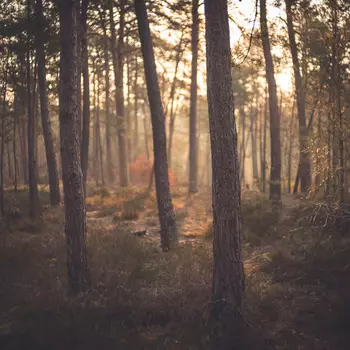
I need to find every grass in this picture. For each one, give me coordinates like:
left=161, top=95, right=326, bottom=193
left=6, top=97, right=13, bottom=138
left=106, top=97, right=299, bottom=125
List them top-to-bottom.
left=1, top=189, right=350, bottom=349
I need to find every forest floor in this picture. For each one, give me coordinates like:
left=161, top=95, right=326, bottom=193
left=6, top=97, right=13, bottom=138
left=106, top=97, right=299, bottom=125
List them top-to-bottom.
left=0, top=185, right=350, bottom=349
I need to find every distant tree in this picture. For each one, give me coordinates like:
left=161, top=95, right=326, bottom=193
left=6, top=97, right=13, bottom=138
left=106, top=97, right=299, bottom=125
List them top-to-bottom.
left=27, top=0, right=40, bottom=218
left=35, top=0, right=60, bottom=206
left=58, top=0, right=90, bottom=293
left=109, top=0, right=129, bottom=187
left=134, top=0, right=178, bottom=251
left=188, top=0, right=199, bottom=194
left=204, top=0, right=245, bottom=348
left=260, top=0, right=282, bottom=203
left=285, top=0, right=311, bottom=193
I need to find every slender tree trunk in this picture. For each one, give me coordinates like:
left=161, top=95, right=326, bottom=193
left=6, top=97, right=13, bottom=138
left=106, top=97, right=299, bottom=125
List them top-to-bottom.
left=27, top=0, right=40, bottom=218
left=35, top=0, right=60, bottom=205
left=59, top=0, right=90, bottom=294
left=81, top=0, right=90, bottom=191
left=109, top=0, right=129, bottom=187
left=135, top=0, right=177, bottom=251
left=189, top=0, right=199, bottom=193
left=260, top=0, right=281, bottom=202
left=285, top=0, right=311, bottom=193
left=204, top=1, right=245, bottom=348
left=101, top=10, right=113, bottom=183
left=166, top=33, right=184, bottom=169
left=126, top=41, right=132, bottom=164
left=134, top=57, right=139, bottom=159
left=92, top=63, right=99, bottom=185
left=97, top=66, right=104, bottom=185
left=262, top=86, right=267, bottom=192
left=288, top=99, right=296, bottom=193
left=13, top=101, right=18, bottom=191
left=142, top=103, right=150, bottom=161
left=239, top=106, right=246, bottom=185
left=251, top=108, right=259, bottom=189
left=314, top=109, right=321, bottom=190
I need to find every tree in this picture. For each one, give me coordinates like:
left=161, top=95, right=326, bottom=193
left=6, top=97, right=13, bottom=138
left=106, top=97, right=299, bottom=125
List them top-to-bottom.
left=27, top=0, right=40, bottom=218
left=35, top=0, right=60, bottom=206
left=58, top=0, right=90, bottom=293
left=80, top=0, right=90, bottom=191
left=109, top=0, right=129, bottom=187
left=134, top=0, right=177, bottom=251
left=188, top=0, right=199, bottom=194
left=204, top=0, right=245, bottom=348
left=260, top=0, right=282, bottom=202
left=285, top=0, right=311, bottom=193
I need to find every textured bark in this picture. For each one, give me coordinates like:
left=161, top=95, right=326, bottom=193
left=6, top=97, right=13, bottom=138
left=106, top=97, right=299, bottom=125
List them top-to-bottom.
left=27, top=0, right=40, bottom=218
left=35, top=0, right=60, bottom=205
left=59, top=0, right=90, bottom=294
left=80, top=0, right=90, bottom=191
left=109, top=0, right=129, bottom=187
left=135, top=0, right=177, bottom=251
left=188, top=0, right=199, bottom=194
left=204, top=0, right=245, bottom=348
left=260, top=0, right=281, bottom=202
left=285, top=0, right=311, bottom=193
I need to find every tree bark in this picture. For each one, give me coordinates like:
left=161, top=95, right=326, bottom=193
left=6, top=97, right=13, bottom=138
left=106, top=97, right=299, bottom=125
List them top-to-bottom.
left=27, top=0, right=40, bottom=218
left=35, top=0, right=60, bottom=205
left=59, top=0, right=90, bottom=294
left=80, top=0, right=90, bottom=191
left=109, top=0, right=129, bottom=187
left=135, top=0, right=177, bottom=251
left=188, top=0, right=199, bottom=194
left=204, top=0, right=245, bottom=348
left=260, top=0, right=282, bottom=202
left=285, top=0, right=311, bottom=193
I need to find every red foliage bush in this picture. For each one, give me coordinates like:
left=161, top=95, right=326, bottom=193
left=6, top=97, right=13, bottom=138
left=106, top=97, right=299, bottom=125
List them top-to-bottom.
left=129, top=154, right=176, bottom=187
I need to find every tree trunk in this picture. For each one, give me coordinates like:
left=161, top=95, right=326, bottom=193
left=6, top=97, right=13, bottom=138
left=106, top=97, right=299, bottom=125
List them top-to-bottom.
left=27, top=0, right=40, bottom=219
left=35, top=0, right=60, bottom=205
left=59, top=0, right=90, bottom=294
left=80, top=0, right=90, bottom=191
left=109, top=0, right=129, bottom=187
left=135, top=0, right=177, bottom=251
left=188, top=0, right=199, bottom=194
left=204, top=0, right=245, bottom=348
left=260, top=0, right=281, bottom=203
left=285, top=0, right=311, bottom=193
left=101, top=10, right=113, bottom=183
left=166, top=32, right=184, bottom=169
left=126, top=40, right=132, bottom=164
left=133, top=57, right=139, bottom=159
left=97, top=66, right=104, bottom=185
left=262, top=85, right=267, bottom=192
left=288, top=99, right=296, bottom=193
left=13, top=100, right=18, bottom=192
left=142, top=102, right=150, bottom=161
left=239, top=106, right=246, bottom=185
left=250, top=108, right=259, bottom=189
left=314, top=109, right=321, bottom=190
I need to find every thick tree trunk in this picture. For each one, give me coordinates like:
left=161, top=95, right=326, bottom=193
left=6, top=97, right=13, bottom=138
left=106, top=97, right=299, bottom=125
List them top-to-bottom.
left=27, top=0, right=40, bottom=218
left=35, top=0, right=60, bottom=205
left=59, top=0, right=90, bottom=294
left=80, top=0, right=90, bottom=191
left=109, top=0, right=129, bottom=187
left=135, top=0, right=177, bottom=251
left=188, top=0, right=199, bottom=194
left=204, top=0, right=245, bottom=348
left=260, top=0, right=281, bottom=202
left=285, top=0, right=311, bottom=193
